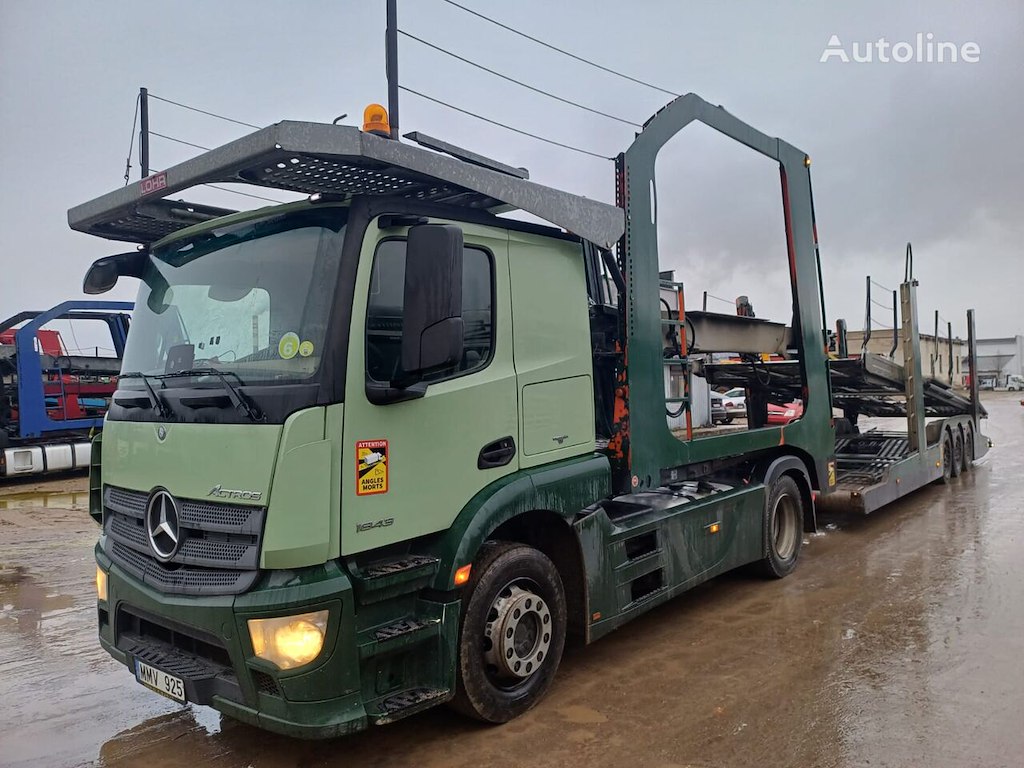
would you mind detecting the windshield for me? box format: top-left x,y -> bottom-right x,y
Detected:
121,207 -> 347,385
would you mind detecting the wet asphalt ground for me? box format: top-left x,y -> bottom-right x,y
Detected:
1,392 -> 1021,768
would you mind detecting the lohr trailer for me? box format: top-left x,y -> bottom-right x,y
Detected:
1,302 -> 132,477
70,94 -> 987,737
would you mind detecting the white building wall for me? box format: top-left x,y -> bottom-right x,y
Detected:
977,336 -> 1024,386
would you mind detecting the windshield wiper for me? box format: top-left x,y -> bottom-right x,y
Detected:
119,372 -> 172,418
164,367 -> 265,422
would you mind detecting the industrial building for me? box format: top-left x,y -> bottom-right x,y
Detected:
976,335 -> 1024,387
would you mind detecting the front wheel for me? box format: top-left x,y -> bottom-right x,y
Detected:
757,475 -> 804,579
450,542 -> 567,723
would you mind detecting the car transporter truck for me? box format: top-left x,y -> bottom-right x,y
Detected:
69,93 -> 987,737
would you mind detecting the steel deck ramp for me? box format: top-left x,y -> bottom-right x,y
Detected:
833,431 -> 911,488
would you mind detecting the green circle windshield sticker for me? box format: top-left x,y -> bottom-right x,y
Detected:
278,332 -> 300,360
299,340 -> 314,357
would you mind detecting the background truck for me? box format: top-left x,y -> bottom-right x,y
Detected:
71,92 -> 987,738
1,302 -> 131,477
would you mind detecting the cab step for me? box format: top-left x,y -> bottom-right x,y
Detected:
351,555 -> 440,604
368,687 -> 451,725
358,617 -> 440,660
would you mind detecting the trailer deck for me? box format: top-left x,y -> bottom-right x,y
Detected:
704,354 -> 983,418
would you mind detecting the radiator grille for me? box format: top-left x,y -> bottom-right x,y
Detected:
103,484 -> 264,596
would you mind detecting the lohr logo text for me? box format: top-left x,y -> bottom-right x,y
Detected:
820,33 -> 980,64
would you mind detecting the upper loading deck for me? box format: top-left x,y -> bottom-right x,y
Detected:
68,120 -> 624,248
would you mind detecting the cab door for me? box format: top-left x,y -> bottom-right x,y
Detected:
341,218 -> 518,554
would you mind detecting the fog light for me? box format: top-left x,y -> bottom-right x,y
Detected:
96,565 -> 108,602
248,610 -> 328,670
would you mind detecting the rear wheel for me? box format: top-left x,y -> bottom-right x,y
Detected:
757,475 -> 804,579
962,428 -> 974,473
938,431 -> 954,483
951,431 -> 963,478
450,542 -> 567,723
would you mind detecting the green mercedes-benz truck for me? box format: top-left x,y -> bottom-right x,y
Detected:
71,93 -> 987,738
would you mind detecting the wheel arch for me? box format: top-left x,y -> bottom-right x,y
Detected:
756,453 -> 816,534
426,454 -> 610,639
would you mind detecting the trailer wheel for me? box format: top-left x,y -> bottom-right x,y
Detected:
951,431 -> 964,478
962,428 -> 974,473
938,431 -> 955,483
757,475 -> 804,579
450,541 -> 567,723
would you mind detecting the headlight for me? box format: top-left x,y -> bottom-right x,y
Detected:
96,566 -> 108,602
247,610 -> 329,670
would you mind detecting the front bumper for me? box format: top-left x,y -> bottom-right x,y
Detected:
96,544 -> 368,739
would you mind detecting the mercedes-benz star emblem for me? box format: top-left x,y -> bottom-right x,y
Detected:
146,489 -> 181,561
156,425 -> 167,441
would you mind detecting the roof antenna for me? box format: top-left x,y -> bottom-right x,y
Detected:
332,114 -> 348,125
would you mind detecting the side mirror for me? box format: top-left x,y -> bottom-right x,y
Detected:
83,251 -> 148,295
400,225 -> 464,379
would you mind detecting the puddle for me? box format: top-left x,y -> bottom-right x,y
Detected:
0,491 -> 88,510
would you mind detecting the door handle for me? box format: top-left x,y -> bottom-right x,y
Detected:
478,436 -> 516,469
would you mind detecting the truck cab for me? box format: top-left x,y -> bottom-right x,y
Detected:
94,196 -> 598,571
74,120 -> 629,734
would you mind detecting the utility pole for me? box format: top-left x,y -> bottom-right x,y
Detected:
139,87 -> 150,178
386,0 -> 400,139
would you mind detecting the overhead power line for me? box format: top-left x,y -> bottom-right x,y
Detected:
140,97 -> 280,205
399,30 -> 640,128
204,184 -> 283,204
150,154 -> 285,205
148,93 -> 261,130
400,85 -> 612,160
440,0 -> 681,98
704,293 -> 734,307
150,131 -> 211,152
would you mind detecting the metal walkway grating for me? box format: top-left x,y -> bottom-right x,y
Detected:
834,432 -> 911,486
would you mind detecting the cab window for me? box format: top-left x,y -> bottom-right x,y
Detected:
366,238 -> 494,383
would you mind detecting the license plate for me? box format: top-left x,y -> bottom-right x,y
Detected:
134,659 -> 185,702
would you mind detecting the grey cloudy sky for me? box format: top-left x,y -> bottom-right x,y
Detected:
2,0 -> 1022,340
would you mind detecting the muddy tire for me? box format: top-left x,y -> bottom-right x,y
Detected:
757,475 -> 804,579
449,542 -> 567,723
962,428 -> 974,472
951,431 -> 963,478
